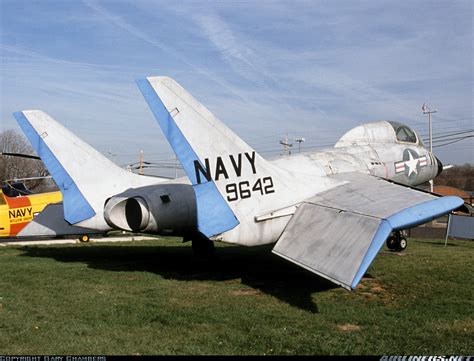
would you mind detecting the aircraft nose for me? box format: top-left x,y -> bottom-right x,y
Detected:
435,156 -> 443,176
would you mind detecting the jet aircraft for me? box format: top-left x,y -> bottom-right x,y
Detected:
13,76 -> 463,290
134,76 -> 463,290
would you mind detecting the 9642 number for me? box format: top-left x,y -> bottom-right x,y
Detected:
225,176 -> 274,202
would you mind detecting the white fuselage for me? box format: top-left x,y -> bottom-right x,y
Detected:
213,140 -> 439,247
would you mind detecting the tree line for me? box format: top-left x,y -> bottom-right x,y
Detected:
0,129 -> 56,193
436,164 -> 474,192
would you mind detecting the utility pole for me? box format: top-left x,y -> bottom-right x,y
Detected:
294,137 -> 305,153
139,150 -> 144,176
422,103 -> 437,192
279,133 -> 293,155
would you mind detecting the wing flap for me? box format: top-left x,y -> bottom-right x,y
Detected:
273,204 -> 385,289
272,173 -> 463,290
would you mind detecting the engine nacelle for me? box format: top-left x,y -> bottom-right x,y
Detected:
104,183 -> 197,236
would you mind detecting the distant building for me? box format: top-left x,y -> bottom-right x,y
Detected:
434,185 -> 473,207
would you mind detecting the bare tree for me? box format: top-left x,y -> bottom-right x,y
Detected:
436,164 -> 474,191
0,129 -> 57,193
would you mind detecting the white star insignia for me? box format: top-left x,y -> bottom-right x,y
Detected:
405,151 -> 419,176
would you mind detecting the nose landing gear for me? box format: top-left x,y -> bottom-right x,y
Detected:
386,230 -> 407,252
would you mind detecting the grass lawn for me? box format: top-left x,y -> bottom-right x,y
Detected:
0,237 -> 472,355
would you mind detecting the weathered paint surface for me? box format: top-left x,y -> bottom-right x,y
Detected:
13,78 -> 462,290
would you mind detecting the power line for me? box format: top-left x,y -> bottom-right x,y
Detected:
420,129 -> 474,138
433,135 -> 474,148
432,135 -> 474,145
423,130 -> 474,143
432,116 -> 473,122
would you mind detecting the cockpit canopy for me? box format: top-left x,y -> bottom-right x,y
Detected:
387,121 -> 418,143
335,121 -> 423,148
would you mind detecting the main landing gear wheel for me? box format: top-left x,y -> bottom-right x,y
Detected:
386,231 -> 407,252
386,236 -> 397,250
397,236 -> 407,251
79,234 -> 90,243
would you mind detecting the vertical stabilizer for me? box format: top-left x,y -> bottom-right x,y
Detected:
14,110 -> 162,228
137,76 -> 329,240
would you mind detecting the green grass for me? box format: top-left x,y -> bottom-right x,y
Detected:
0,237 -> 472,355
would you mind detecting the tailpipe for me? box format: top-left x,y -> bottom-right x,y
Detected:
104,196 -> 150,232
103,183 -> 197,235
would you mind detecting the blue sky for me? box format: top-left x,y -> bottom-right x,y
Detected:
1,0 -> 472,175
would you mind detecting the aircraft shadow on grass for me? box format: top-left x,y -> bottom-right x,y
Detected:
18,242 -> 339,312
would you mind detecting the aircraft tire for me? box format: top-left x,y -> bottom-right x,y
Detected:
79,234 -> 90,243
386,236 -> 397,250
397,237 -> 407,252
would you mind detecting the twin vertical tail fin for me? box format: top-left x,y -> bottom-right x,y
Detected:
13,110 -> 162,227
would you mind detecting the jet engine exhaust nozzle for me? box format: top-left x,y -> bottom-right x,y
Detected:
104,196 -> 150,232
435,156 -> 443,177
103,183 -> 197,235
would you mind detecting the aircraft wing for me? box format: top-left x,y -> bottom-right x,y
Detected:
272,172 -> 463,290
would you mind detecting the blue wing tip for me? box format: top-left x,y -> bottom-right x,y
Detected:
445,196 -> 464,208
350,195 -> 464,289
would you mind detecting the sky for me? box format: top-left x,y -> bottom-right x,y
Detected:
1,0 -> 472,177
